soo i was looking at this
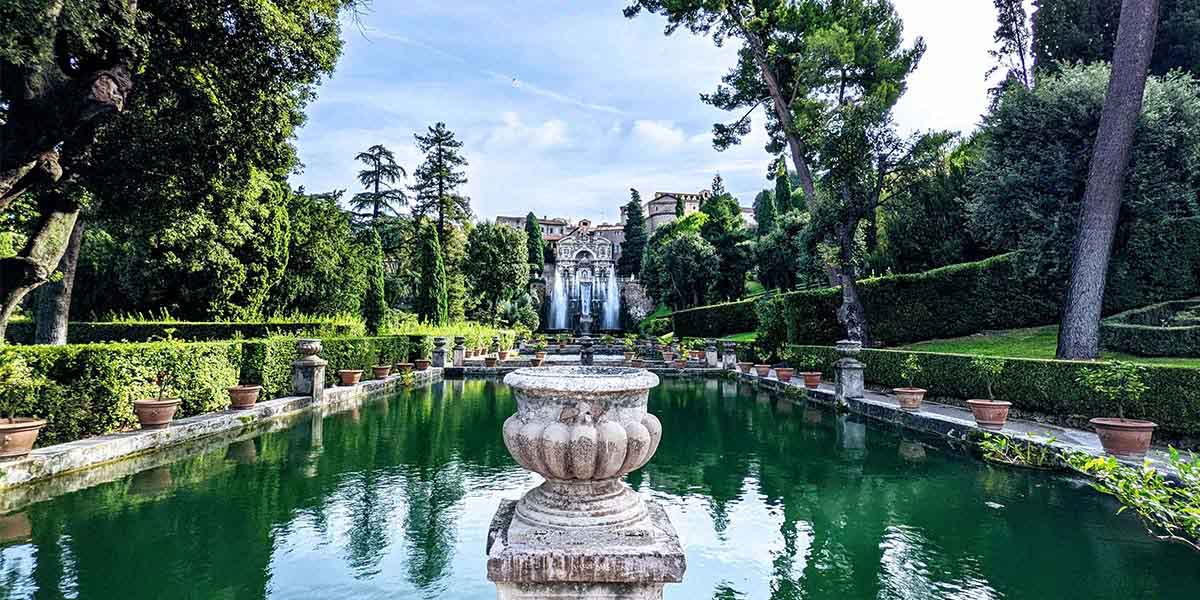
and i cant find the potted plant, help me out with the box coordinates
[774,363,794,383]
[533,337,548,361]
[395,361,414,374]
[737,361,753,374]
[135,368,182,429]
[894,354,926,411]
[372,349,392,379]
[1078,361,1156,458]
[623,336,636,362]
[0,352,47,459]
[484,354,498,368]
[337,369,363,386]
[792,352,823,389]
[672,357,688,369]
[227,379,262,411]
[557,333,569,349]
[967,357,1010,430]
[754,364,771,377]
[414,356,431,371]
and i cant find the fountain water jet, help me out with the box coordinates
[604,268,620,330]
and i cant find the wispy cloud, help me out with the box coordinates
[483,71,629,116]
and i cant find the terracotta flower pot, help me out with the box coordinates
[535,351,546,360]
[530,358,544,367]
[227,385,261,410]
[0,418,47,459]
[395,362,413,374]
[967,399,1011,431]
[801,372,822,389]
[775,368,794,383]
[337,370,363,386]
[498,350,509,361]
[372,365,392,379]
[894,388,926,411]
[134,398,181,430]
[754,364,771,377]
[690,351,703,360]
[414,359,431,371]
[662,352,675,362]
[672,359,688,369]
[484,357,498,368]
[624,351,635,361]
[631,359,644,368]
[1090,418,1158,458]
[737,362,752,374]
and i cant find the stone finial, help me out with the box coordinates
[432,337,448,368]
[452,336,466,368]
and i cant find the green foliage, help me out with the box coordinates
[411,122,471,243]
[970,64,1200,311]
[774,162,796,213]
[4,319,361,345]
[415,220,449,325]
[264,191,370,318]
[674,195,685,218]
[672,298,758,339]
[464,221,529,323]
[641,317,672,337]
[651,232,718,309]
[1077,361,1147,420]
[362,228,388,335]
[784,344,1200,438]
[351,144,409,220]
[899,354,923,388]
[0,348,45,419]
[755,211,813,292]
[979,433,1060,469]
[700,193,752,302]
[497,292,540,331]
[524,212,545,279]
[618,190,648,277]
[1070,449,1200,553]
[1101,301,1200,358]
[971,356,1006,400]
[753,190,776,237]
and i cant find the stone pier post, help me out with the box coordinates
[292,339,327,402]
[722,342,737,370]
[579,336,594,366]
[704,338,718,368]
[453,336,466,367]
[432,337,448,368]
[834,340,865,408]
[491,336,500,355]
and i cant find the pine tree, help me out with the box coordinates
[415,219,448,325]
[410,122,471,244]
[525,212,545,280]
[711,173,728,199]
[361,227,388,334]
[618,189,648,276]
[775,160,796,213]
[350,144,408,221]
[753,189,777,237]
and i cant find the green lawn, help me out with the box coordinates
[901,325,1200,368]
[721,331,758,342]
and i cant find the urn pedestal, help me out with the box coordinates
[487,367,685,600]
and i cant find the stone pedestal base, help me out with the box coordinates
[487,498,685,600]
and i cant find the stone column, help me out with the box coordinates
[453,336,466,367]
[579,335,594,366]
[291,339,327,402]
[704,338,718,368]
[722,342,738,370]
[489,367,685,600]
[432,337,448,368]
[834,340,865,408]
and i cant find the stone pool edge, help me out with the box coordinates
[0,368,443,499]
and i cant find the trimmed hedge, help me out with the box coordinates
[671,298,757,338]
[3,320,363,345]
[782,344,1200,439]
[8,328,514,447]
[1100,300,1200,357]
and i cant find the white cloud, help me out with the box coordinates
[632,120,687,150]
[487,112,570,149]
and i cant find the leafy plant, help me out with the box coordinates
[971,356,1006,400]
[979,433,1059,469]
[791,352,820,371]
[899,354,923,388]
[532,337,548,353]
[623,337,636,352]
[0,350,44,421]
[1077,361,1147,419]
[601,334,615,346]
[1070,450,1199,553]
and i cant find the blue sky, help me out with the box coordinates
[292,1,1009,223]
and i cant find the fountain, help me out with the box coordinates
[487,367,685,599]
[550,268,568,330]
[604,267,620,330]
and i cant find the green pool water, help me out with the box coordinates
[1,378,1196,599]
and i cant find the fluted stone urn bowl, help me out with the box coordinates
[501,366,662,530]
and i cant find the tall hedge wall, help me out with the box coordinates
[8,328,514,447]
[3,320,363,345]
[671,298,758,338]
[782,345,1200,439]
[1100,300,1200,357]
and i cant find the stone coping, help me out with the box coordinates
[503,366,660,394]
[0,368,443,500]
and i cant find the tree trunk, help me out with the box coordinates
[836,221,870,345]
[1056,0,1160,360]
[33,218,85,345]
[0,200,81,343]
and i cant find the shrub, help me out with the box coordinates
[1100,300,1200,357]
[3,319,363,345]
[782,344,1200,438]
[672,297,757,338]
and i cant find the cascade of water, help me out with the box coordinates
[604,268,620,329]
[551,269,568,329]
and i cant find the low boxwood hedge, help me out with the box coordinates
[1100,300,1200,357]
[3,320,363,345]
[782,344,1200,439]
[7,327,513,447]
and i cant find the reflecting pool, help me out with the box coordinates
[1,378,1196,599]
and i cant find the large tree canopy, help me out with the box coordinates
[464,221,528,325]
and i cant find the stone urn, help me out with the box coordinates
[488,366,685,599]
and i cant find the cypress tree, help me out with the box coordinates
[361,227,388,335]
[415,219,448,325]
[618,189,648,276]
[674,194,685,218]
[775,161,797,212]
[753,189,777,237]
[524,212,545,280]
